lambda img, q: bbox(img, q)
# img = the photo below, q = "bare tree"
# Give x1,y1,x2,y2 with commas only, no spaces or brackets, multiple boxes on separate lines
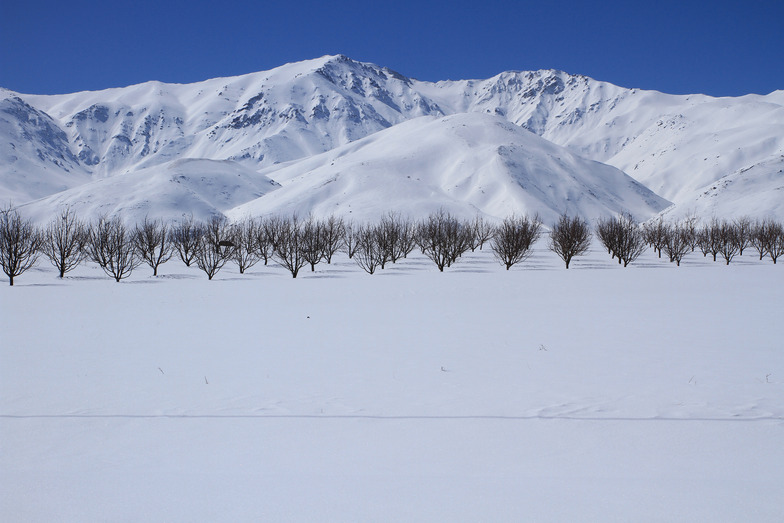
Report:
342,221,360,259
471,214,496,251
170,215,203,267
230,218,261,274
262,215,288,256
41,207,88,278
596,213,647,267
87,215,140,282
717,220,739,265
254,217,275,265
372,215,397,269
376,212,416,263
643,218,669,258
352,224,383,274
133,217,172,276
548,214,591,269
750,219,769,260
663,224,692,266
273,216,307,278
756,219,784,264
419,210,472,272
300,216,325,272
0,205,42,286
194,216,235,280
491,214,541,270
704,220,723,262
319,215,345,264
733,216,753,256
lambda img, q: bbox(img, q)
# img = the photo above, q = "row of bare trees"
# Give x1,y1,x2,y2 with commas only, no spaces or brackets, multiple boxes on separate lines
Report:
2,205,782,285
594,214,784,268
640,216,784,266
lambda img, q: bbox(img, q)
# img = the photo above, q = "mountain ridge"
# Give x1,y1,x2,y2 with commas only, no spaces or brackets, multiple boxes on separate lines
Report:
2,55,782,222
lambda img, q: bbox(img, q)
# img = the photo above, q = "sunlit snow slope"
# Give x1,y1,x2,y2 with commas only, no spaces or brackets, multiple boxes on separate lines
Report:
2,55,782,221
228,113,669,223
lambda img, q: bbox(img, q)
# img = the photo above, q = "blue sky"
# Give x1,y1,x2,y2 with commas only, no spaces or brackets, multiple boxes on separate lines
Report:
1,0,781,96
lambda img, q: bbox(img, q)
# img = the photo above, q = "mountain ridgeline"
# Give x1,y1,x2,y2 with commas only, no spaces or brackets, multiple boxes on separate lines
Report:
2,55,782,223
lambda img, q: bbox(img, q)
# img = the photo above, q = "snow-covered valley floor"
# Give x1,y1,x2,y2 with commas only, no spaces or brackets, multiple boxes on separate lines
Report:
1,245,782,521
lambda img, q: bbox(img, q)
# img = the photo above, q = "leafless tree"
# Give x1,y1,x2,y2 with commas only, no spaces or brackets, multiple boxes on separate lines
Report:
273,216,307,278
471,214,496,251
679,214,700,252
754,219,784,264
548,214,591,269
491,214,541,270
41,207,88,278
253,217,275,265
705,220,723,262
170,215,203,267
663,224,692,266
717,220,739,265
87,215,140,282
596,213,647,267
768,222,784,264
379,213,416,262
342,221,360,259
194,216,235,280
262,215,287,255
750,219,769,260
419,209,473,271
230,218,261,274
0,205,42,285
133,217,173,276
352,224,383,274
373,213,409,268
733,216,753,256
643,217,669,258
319,215,345,264
300,216,325,272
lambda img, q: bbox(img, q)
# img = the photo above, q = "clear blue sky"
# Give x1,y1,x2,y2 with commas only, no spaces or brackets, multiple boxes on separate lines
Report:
1,0,781,96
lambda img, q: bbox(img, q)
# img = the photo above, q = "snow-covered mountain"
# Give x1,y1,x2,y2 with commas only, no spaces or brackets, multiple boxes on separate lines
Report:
2,55,782,222
20,158,279,224
227,113,668,223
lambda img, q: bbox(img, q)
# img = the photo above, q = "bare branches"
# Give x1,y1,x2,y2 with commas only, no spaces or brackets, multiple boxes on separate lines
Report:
352,225,383,274
170,215,203,267
491,215,540,270
0,205,42,285
272,216,307,278
596,213,647,267
548,214,591,269
230,218,261,274
87,215,140,282
663,224,692,266
194,216,235,280
133,217,173,276
418,210,473,272
41,208,87,278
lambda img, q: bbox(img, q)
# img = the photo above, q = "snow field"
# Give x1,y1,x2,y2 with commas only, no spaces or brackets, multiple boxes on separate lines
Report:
1,245,782,521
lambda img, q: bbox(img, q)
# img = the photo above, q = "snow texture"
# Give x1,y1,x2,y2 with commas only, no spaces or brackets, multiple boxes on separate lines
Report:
2,56,782,222
1,245,782,521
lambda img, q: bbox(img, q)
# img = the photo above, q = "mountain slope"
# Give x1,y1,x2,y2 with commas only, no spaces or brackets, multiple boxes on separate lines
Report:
227,113,669,223
2,55,782,220
19,158,278,224
416,71,784,203
0,89,91,203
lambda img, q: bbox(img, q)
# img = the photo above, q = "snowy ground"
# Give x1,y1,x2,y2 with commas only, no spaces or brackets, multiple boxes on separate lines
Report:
1,245,782,521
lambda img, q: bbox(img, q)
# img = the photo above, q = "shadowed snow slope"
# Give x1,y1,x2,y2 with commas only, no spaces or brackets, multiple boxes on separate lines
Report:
19,158,279,224
227,113,670,223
